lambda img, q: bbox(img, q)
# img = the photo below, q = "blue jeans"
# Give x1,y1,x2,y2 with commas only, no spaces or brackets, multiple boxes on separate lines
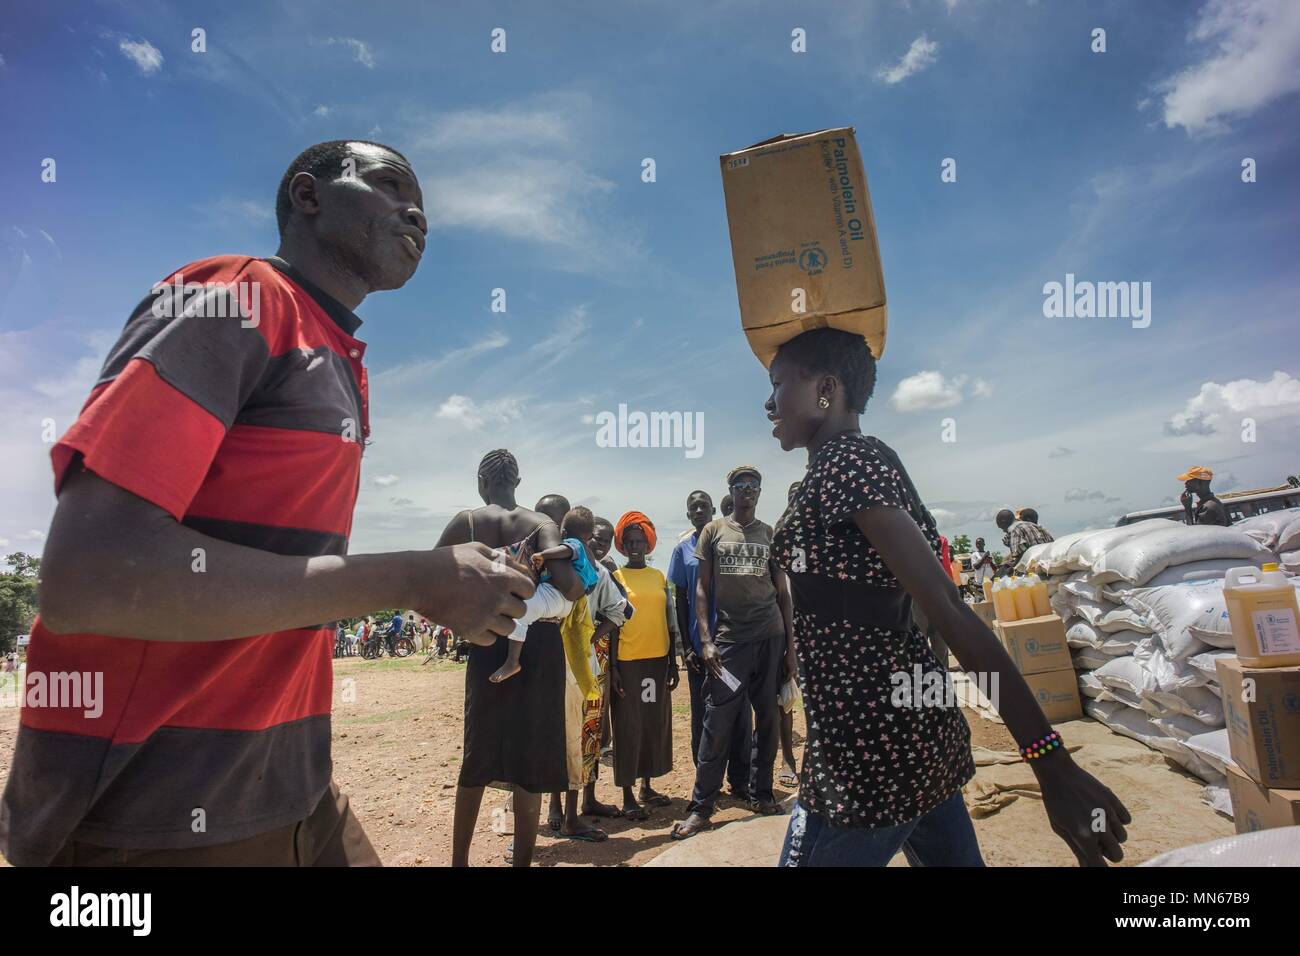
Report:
779,792,984,867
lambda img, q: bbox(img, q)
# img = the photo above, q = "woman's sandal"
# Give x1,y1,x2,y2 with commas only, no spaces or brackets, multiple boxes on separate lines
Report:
623,806,650,821
564,827,608,843
778,768,799,788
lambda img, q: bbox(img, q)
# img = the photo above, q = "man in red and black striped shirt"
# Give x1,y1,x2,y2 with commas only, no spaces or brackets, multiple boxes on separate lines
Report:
0,141,537,866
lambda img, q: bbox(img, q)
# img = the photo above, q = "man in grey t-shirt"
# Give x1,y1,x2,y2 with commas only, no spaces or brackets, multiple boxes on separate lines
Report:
671,466,796,839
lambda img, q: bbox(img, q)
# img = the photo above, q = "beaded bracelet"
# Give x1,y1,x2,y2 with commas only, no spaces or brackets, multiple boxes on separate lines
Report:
1019,730,1063,762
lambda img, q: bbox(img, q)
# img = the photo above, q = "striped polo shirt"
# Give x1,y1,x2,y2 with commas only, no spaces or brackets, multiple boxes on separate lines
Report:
0,255,368,865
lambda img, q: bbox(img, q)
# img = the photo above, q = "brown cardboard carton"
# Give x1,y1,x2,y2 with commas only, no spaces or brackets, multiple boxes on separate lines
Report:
971,600,997,630
1225,763,1300,834
997,667,1082,723
720,128,886,367
995,614,1073,675
1216,657,1300,788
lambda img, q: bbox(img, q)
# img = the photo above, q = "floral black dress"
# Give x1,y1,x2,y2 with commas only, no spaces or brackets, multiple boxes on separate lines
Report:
772,431,974,828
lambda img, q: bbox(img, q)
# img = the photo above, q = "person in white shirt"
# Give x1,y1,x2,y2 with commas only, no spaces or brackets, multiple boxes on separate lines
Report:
969,537,995,586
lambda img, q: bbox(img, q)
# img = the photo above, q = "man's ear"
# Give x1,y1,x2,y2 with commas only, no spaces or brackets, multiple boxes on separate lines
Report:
288,171,321,219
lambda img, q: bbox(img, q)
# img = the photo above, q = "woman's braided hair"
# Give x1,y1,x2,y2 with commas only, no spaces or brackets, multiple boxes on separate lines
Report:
477,449,519,485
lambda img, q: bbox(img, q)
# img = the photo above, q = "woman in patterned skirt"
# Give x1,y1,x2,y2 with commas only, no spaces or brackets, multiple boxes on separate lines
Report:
765,328,1130,867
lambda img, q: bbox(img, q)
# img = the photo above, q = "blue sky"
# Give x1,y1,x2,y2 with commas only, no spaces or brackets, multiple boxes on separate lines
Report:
2,0,1298,566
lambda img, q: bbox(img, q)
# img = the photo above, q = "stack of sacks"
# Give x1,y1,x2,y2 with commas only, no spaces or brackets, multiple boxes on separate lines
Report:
1234,506,1300,574
1016,519,1280,814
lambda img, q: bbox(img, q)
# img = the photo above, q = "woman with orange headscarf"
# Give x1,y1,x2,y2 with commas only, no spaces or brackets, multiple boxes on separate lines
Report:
609,511,680,819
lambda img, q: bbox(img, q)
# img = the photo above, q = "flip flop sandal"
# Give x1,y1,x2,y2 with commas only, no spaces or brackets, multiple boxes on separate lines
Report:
623,807,650,821
641,794,672,807
582,805,625,819
565,828,608,843
670,818,712,841
749,800,784,816
547,817,564,833
779,769,799,788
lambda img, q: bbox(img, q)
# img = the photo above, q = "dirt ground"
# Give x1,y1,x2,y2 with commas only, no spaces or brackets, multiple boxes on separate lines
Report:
0,655,1232,867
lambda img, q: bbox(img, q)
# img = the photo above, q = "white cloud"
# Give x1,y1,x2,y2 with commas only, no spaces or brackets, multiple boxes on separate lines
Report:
119,37,163,75
323,37,375,68
196,196,275,226
405,95,646,274
313,104,331,117
436,395,523,429
876,35,939,85
21,530,44,540
1064,488,1121,503
1158,0,1300,134
890,370,990,412
1165,370,1300,436
372,474,400,487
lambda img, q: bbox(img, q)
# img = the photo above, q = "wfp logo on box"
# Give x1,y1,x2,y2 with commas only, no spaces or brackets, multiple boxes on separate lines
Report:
1036,687,1050,704
799,245,827,275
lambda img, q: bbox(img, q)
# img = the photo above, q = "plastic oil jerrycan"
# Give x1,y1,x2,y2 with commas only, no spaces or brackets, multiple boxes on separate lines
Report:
982,577,994,602
1011,576,1037,621
1027,573,1051,617
1223,563,1300,668
991,577,1017,623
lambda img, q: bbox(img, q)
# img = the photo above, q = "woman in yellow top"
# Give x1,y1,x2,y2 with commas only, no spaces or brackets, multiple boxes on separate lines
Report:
611,511,680,820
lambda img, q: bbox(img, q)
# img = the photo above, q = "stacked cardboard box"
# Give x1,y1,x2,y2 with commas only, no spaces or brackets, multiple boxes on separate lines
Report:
1216,658,1300,833
970,600,997,631
993,614,1083,722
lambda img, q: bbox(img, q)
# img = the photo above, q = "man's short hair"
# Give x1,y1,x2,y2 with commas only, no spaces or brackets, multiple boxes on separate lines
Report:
995,509,1016,529
276,139,412,237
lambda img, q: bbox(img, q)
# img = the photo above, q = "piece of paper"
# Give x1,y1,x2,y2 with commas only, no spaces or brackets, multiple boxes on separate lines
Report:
718,666,741,692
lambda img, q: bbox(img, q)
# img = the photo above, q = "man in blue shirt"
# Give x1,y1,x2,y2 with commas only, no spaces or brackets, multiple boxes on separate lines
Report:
668,490,752,794
385,612,403,655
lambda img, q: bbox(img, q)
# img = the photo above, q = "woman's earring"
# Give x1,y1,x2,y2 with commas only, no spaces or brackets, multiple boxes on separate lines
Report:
818,396,830,409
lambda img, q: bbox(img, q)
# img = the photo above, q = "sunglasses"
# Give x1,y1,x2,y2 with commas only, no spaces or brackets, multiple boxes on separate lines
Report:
730,479,761,491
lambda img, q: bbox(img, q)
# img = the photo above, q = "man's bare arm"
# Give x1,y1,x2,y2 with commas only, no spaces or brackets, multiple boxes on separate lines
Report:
39,469,533,642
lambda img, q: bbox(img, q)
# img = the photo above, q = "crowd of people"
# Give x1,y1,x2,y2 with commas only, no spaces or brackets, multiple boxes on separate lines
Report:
333,613,459,659
1,139,1132,869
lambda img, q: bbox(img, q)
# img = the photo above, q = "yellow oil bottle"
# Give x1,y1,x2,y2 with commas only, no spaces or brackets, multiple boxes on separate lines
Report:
991,577,1017,623
1027,573,1051,617
1011,576,1037,621
1223,563,1300,668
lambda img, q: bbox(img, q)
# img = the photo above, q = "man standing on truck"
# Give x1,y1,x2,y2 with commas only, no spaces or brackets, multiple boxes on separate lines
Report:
1178,466,1230,526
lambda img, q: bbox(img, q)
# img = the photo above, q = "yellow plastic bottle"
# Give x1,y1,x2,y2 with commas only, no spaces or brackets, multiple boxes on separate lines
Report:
981,577,994,603
991,577,1017,623
1011,576,1037,621
1223,563,1300,668
1027,573,1051,617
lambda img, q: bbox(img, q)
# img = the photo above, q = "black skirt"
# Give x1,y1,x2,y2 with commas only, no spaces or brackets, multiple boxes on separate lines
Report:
611,655,674,787
459,621,568,795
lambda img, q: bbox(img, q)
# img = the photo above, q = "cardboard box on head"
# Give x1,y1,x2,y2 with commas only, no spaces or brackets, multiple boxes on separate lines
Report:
720,128,886,367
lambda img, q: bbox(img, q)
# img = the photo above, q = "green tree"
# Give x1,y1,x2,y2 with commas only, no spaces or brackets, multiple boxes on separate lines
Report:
1,552,40,656
951,534,972,554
